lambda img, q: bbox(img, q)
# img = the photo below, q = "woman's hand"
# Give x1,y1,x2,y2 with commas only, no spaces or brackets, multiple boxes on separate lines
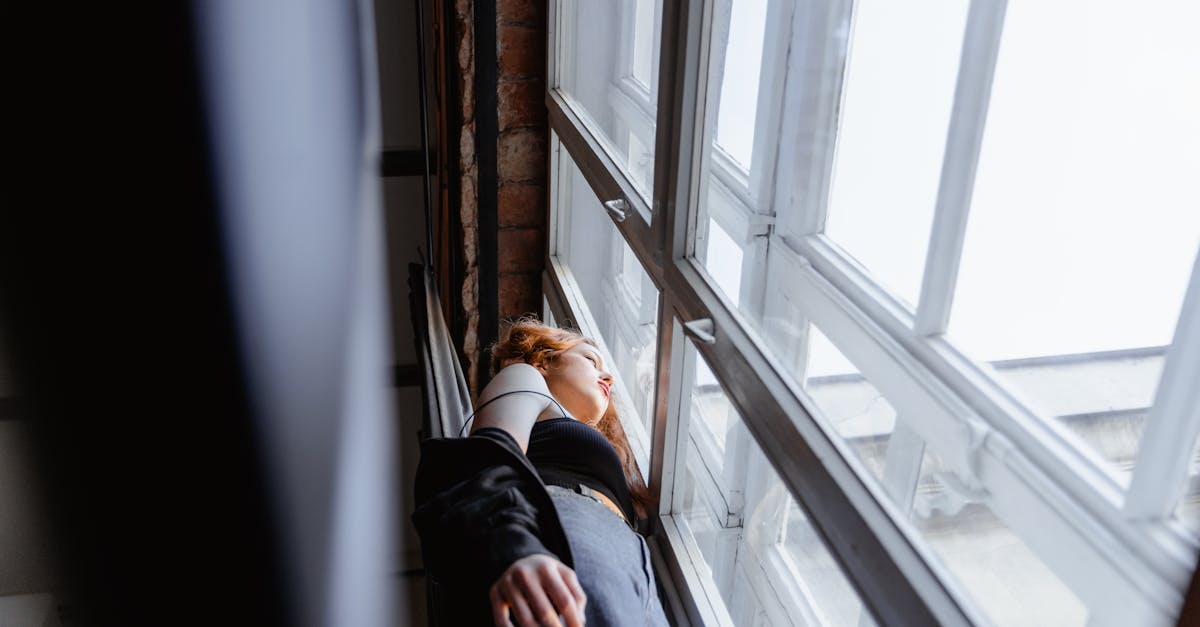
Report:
489,554,587,627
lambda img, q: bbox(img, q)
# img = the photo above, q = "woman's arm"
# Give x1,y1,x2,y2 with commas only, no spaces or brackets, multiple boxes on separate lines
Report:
469,363,560,453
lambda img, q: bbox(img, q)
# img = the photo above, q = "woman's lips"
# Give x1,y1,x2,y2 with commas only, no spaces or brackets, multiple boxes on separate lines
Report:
599,381,611,397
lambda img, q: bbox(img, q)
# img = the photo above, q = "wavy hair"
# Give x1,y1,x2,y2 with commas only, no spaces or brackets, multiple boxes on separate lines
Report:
490,316,650,520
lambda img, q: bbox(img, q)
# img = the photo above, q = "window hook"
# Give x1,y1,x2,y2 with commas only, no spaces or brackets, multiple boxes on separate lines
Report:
603,198,629,222
682,318,716,345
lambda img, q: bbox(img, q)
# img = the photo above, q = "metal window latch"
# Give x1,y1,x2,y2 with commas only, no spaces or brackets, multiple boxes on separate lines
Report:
603,198,628,222
682,318,716,345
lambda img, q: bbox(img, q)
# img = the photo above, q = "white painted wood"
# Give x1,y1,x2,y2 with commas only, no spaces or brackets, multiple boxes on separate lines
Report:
744,0,793,204
667,255,979,626
772,0,854,238
687,427,742,528
880,421,926,514
914,0,1008,336
741,443,854,626
660,514,739,627
1126,251,1200,520
655,315,694,517
548,132,570,261
774,237,1188,622
794,232,1199,586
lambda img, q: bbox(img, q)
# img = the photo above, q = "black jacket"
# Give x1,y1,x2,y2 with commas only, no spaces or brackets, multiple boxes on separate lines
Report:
412,428,574,625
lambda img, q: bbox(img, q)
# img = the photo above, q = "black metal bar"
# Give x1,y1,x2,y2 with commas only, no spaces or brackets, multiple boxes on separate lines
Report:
0,397,28,421
474,0,499,392
438,0,465,375
381,148,436,177
413,0,434,270
391,363,422,388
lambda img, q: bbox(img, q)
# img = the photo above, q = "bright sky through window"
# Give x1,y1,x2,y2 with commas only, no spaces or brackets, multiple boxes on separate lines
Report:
714,0,768,170
949,0,1200,362
808,0,1199,373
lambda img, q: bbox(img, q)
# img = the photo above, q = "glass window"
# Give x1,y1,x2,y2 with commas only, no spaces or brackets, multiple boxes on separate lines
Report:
554,138,660,451
948,0,1200,484
557,0,663,203
712,0,769,172
692,0,784,317
674,339,865,626
1176,434,1200,536
547,0,1200,622
910,450,1087,626
822,0,970,307
801,322,1086,626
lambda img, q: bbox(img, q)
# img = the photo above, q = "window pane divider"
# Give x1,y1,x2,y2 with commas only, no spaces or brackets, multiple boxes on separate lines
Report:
1126,252,1200,520
913,0,1008,336
775,240,1184,621
665,256,977,625
878,420,925,513
658,0,972,620
792,233,1198,595
657,513,738,627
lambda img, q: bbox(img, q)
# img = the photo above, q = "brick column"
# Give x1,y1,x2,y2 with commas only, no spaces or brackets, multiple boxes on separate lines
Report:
495,1,548,322
451,0,482,393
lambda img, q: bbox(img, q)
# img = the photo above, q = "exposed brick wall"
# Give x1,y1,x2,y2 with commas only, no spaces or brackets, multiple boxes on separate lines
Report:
444,0,547,395
453,0,482,395
495,0,548,325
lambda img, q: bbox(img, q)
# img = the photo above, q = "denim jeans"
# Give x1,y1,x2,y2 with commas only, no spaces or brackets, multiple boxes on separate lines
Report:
545,485,670,626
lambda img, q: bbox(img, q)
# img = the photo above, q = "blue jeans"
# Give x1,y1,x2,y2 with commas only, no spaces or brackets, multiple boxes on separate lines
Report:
545,485,670,627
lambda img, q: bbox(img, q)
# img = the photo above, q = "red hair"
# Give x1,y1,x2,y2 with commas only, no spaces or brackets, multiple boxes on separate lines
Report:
490,317,651,520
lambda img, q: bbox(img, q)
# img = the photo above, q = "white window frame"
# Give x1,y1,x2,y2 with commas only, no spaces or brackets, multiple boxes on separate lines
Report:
545,0,1200,624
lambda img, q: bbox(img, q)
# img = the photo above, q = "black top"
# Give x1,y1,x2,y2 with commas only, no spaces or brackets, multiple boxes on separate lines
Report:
526,417,636,523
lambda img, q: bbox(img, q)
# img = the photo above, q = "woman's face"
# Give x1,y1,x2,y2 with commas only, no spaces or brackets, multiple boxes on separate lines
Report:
540,342,613,424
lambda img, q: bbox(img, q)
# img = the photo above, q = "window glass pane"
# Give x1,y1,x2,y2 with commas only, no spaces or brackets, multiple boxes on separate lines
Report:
910,450,1087,626
675,341,865,626
948,0,1200,484
558,0,662,204
631,0,656,88
713,0,768,170
800,322,1087,626
555,141,660,449
694,0,776,308
823,0,970,307
704,218,743,308
1176,434,1200,536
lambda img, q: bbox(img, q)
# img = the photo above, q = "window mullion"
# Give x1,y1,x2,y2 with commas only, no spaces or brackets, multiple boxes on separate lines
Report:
773,0,853,238
878,421,926,514
745,0,792,204
913,0,1008,336
1125,252,1200,519
667,256,976,626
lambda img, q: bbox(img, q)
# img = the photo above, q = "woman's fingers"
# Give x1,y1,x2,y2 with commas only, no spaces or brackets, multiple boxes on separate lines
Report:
505,582,539,627
558,563,587,611
490,583,515,627
513,567,565,626
491,554,588,627
539,563,585,627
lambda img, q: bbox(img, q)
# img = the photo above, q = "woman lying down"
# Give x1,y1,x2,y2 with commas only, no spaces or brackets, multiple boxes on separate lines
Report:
413,318,671,626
